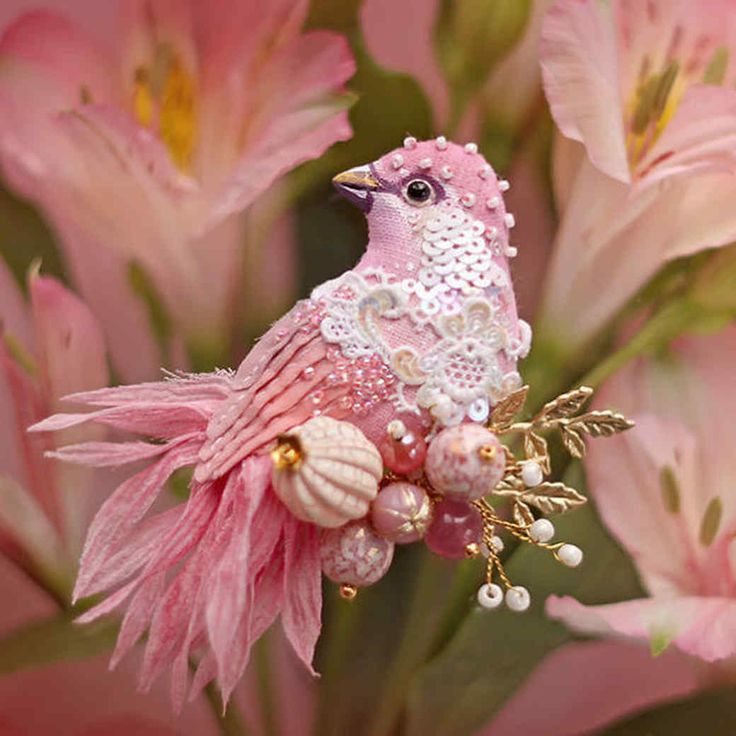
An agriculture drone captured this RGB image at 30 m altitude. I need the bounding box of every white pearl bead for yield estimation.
[387,419,406,440]
[505,585,531,612]
[521,461,544,488]
[491,535,504,553]
[529,518,555,543]
[477,583,503,609]
[558,544,583,568]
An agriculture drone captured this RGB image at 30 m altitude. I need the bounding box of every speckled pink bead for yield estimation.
[425,424,506,500]
[320,520,395,586]
[371,482,432,544]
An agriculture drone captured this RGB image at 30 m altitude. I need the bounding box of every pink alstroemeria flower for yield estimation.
[538,0,736,351]
[0,0,354,377]
[0,262,108,600]
[547,326,736,663]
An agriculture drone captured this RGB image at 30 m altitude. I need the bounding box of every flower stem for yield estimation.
[364,553,456,736]
[254,635,278,736]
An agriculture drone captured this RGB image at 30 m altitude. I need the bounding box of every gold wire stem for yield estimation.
[483,531,513,589]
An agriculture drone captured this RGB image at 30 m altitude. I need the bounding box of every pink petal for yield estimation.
[29,274,107,406]
[0,10,117,106]
[585,414,698,596]
[205,458,271,671]
[639,84,736,186]
[541,0,630,182]
[0,339,55,515]
[108,572,167,667]
[360,0,447,122]
[74,437,201,601]
[86,506,182,594]
[205,31,354,225]
[32,407,208,438]
[0,475,66,578]
[48,440,174,467]
[78,479,219,601]
[548,594,736,662]
[281,517,322,674]
[481,639,700,736]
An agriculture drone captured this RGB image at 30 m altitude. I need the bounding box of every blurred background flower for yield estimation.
[0,0,735,733]
[0,0,354,377]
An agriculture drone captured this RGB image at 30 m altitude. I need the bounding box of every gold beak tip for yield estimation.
[332,170,379,190]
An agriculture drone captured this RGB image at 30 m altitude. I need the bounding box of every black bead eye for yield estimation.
[404,179,433,205]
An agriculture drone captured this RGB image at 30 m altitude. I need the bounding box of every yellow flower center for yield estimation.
[133,43,197,172]
[625,59,682,172]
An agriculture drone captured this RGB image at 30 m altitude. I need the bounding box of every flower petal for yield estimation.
[281,516,322,674]
[639,84,736,187]
[541,0,629,182]
[29,274,107,407]
[205,31,354,225]
[547,594,736,662]
[481,639,700,736]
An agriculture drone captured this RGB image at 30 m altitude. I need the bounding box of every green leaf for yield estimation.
[0,613,118,674]
[404,487,645,736]
[434,0,532,129]
[601,687,736,735]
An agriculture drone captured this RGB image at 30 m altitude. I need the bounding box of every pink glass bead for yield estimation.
[321,521,395,586]
[379,430,428,475]
[425,499,482,560]
[425,424,505,500]
[371,482,433,544]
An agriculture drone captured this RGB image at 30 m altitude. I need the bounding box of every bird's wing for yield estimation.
[195,301,350,482]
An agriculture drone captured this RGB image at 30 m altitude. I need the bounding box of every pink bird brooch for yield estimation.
[33,138,632,706]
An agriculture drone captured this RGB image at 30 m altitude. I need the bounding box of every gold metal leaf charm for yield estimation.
[489,385,529,432]
[561,425,587,458]
[513,500,534,526]
[522,482,587,514]
[524,431,550,473]
[535,386,593,423]
[569,411,634,438]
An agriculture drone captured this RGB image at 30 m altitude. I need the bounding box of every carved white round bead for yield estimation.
[271,416,382,528]
[521,461,544,488]
[529,518,555,543]
[477,583,504,609]
[558,544,583,568]
[505,585,531,612]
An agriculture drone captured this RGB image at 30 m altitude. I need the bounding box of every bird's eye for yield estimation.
[403,179,433,206]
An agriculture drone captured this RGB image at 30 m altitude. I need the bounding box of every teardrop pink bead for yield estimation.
[371,482,432,544]
[320,521,394,586]
[425,499,482,560]
[379,430,427,474]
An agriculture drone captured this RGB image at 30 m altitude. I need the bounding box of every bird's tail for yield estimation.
[30,369,234,602]
[29,370,321,708]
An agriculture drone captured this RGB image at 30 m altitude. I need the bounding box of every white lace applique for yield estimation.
[313,263,528,424]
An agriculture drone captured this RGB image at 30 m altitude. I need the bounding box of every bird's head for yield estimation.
[332,136,517,267]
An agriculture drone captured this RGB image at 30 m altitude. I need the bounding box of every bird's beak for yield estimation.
[332,165,379,211]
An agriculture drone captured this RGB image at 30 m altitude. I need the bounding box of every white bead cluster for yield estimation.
[476,583,531,612]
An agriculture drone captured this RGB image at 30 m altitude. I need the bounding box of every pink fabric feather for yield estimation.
[34,368,324,708]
